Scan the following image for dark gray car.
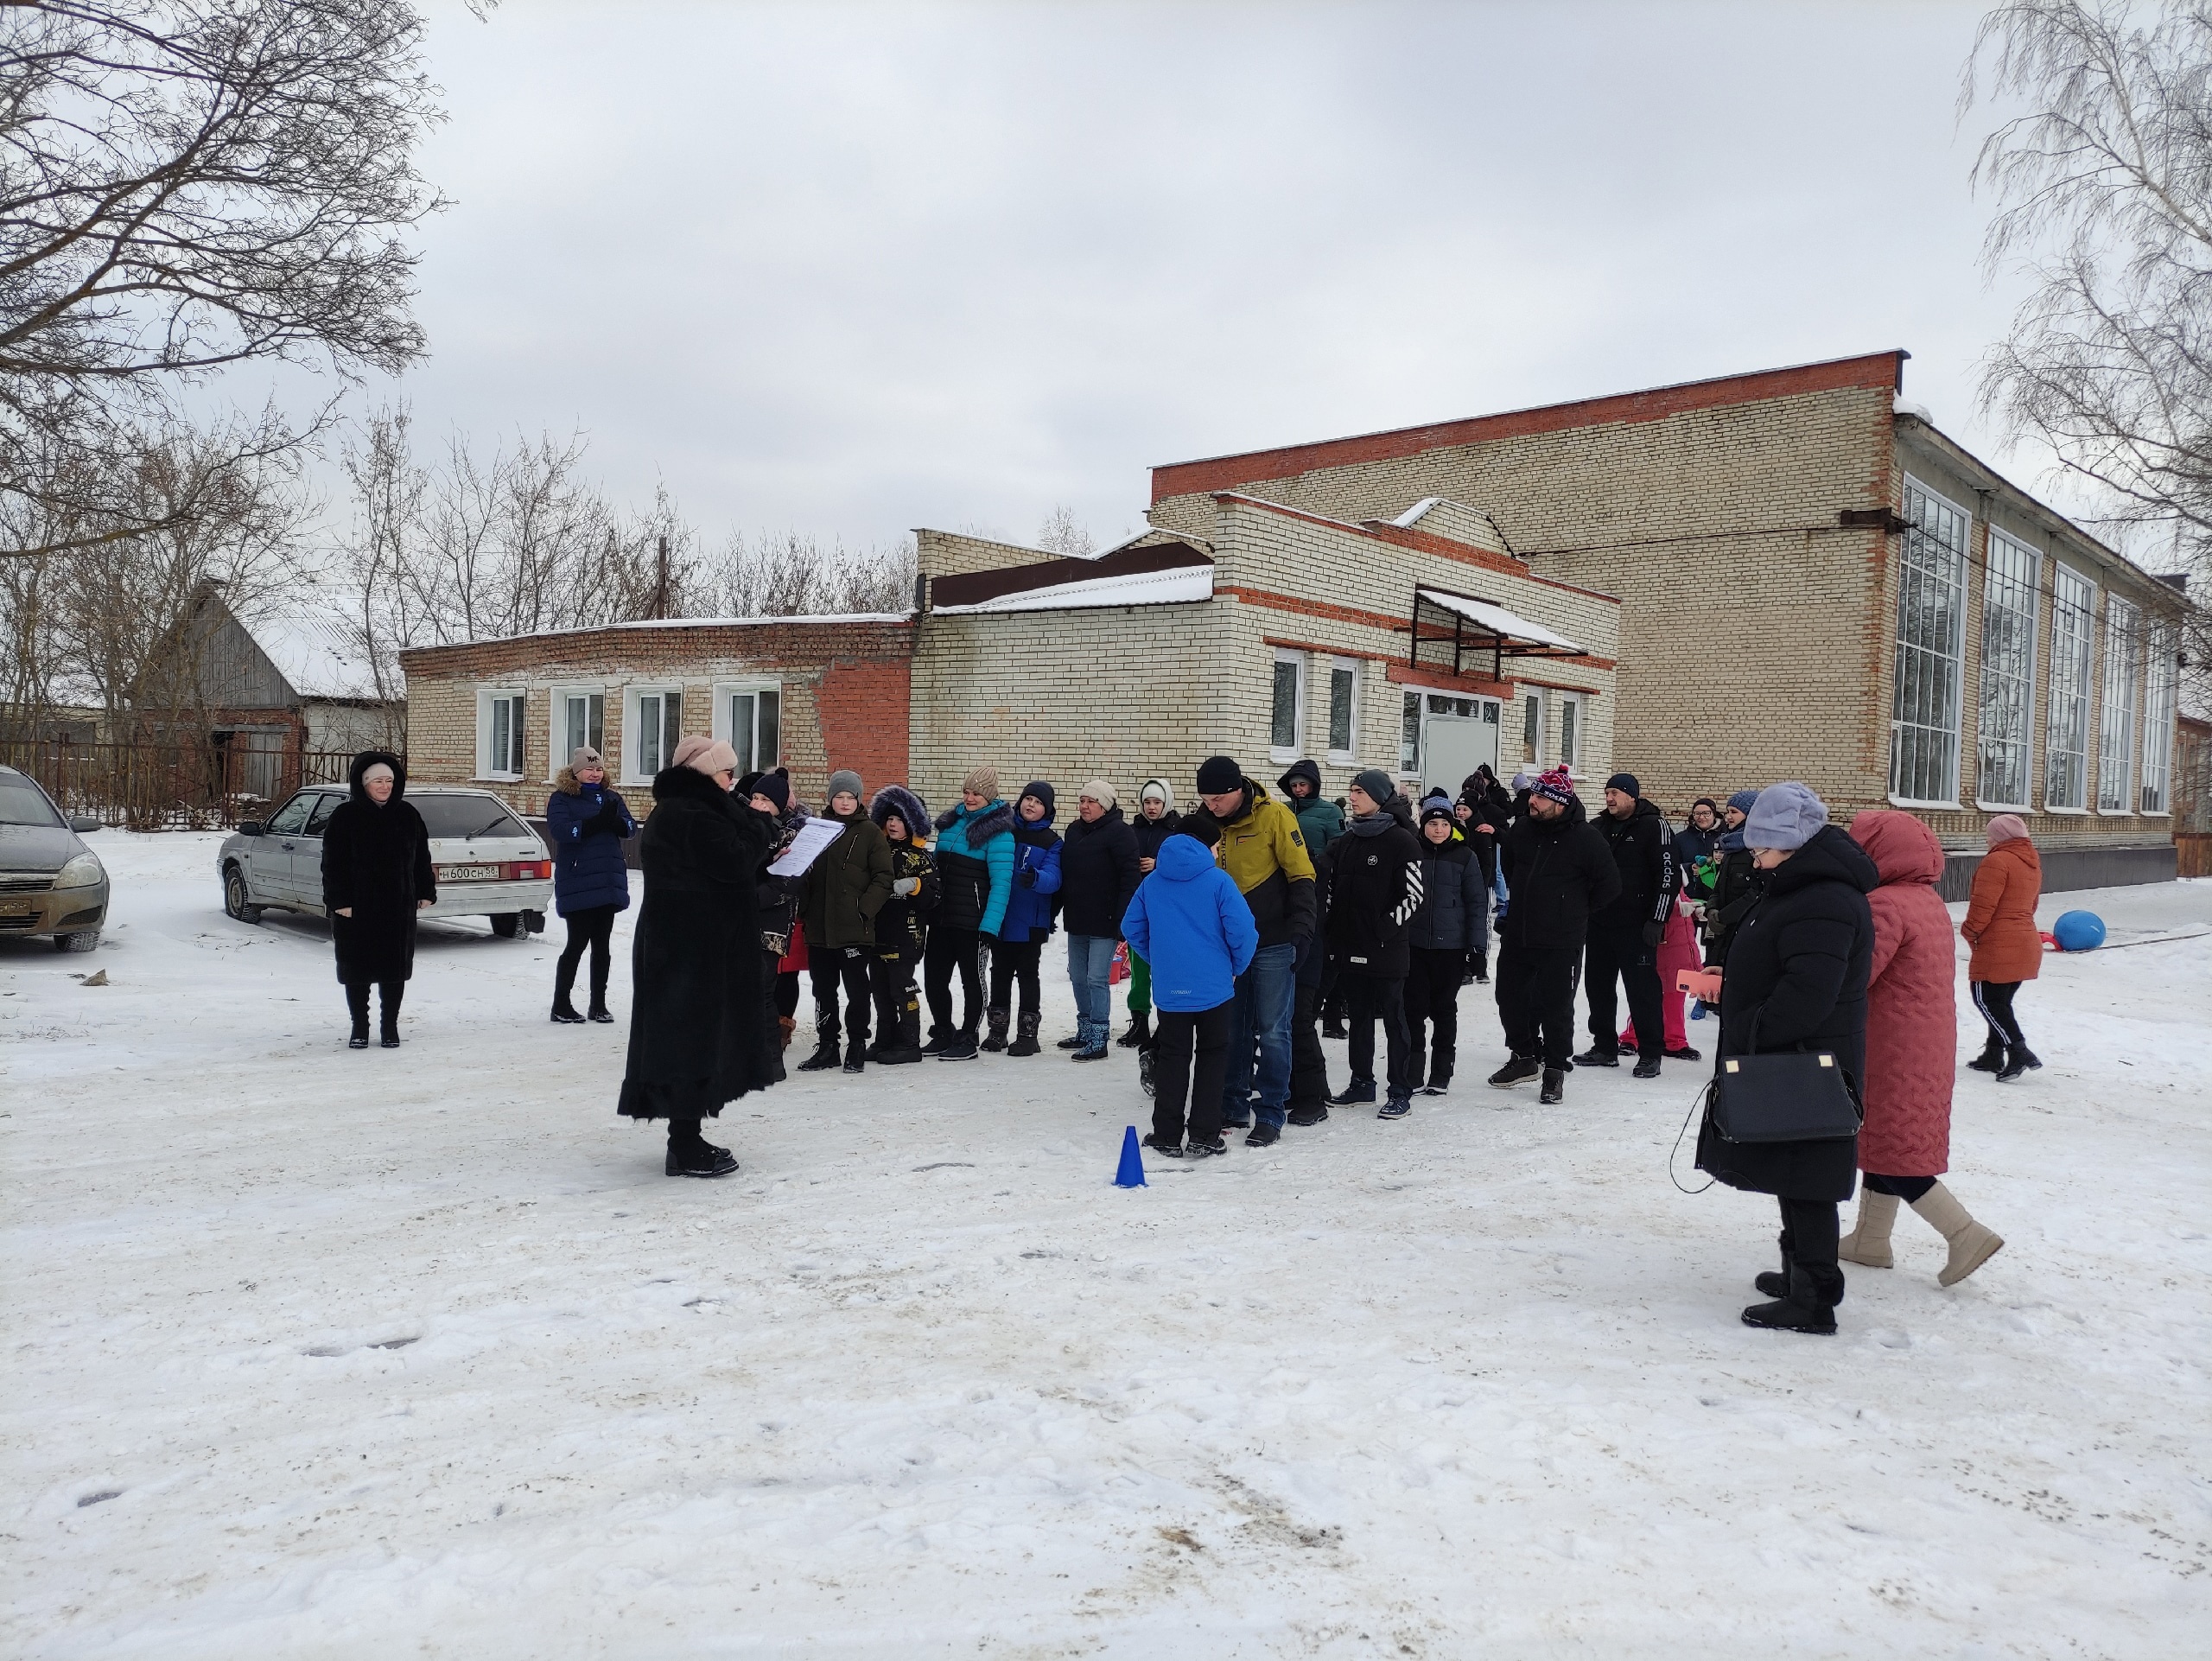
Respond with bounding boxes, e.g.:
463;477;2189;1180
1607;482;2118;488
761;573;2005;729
0;766;111;952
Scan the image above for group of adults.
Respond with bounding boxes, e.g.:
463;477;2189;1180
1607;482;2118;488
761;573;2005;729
315;738;2048;1336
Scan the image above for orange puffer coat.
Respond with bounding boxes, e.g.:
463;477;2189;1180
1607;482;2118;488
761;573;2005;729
1963;837;2043;983
1850;811;1955;1178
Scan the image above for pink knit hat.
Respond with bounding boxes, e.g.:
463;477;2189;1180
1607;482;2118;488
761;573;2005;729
1986;813;2030;849
671;734;738;776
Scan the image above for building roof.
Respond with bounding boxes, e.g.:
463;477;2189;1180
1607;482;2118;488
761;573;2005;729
930;562;1213;614
926;539;1213;614
235;608;386;703
1415;587;1585;654
1149;351;1910;502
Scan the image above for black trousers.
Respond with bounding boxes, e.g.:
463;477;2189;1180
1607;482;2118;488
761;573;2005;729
1496;942;1580;1069
988;938;1043;1020
1972;979;2025;1047
1865;1172;1936;1202
1404;945;1464;1087
1344;975;1415;1098
775;970;800;1019
344;980;404;1030
924;926;983;1035
809;945;873;1046
1288;978;1331;1108
1585;924;1664;1058
555;904;618;1009
872;941;921;1041
1777;1196;1845;1304
1152;1000;1232;1147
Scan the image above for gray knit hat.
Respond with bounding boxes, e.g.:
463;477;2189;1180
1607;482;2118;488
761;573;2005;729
1745;781;1828;851
827;768;863;802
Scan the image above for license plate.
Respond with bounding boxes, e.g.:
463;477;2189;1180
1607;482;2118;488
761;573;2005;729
440;863;499;881
0;901;34;917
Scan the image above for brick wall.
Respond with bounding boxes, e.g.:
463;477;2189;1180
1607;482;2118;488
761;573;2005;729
916;529;1055;582
398;620;914;817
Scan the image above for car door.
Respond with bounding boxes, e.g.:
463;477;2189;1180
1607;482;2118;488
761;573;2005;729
299;791;342;911
253;792;319;904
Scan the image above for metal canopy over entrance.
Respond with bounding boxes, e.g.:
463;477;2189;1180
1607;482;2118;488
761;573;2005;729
1409;585;1586;681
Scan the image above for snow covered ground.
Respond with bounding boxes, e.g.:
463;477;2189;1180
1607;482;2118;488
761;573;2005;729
4;831;2209;1658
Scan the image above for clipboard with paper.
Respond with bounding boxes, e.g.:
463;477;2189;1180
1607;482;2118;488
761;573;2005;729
767;816;845;877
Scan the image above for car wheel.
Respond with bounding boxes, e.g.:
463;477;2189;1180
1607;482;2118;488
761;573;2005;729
489;913;521;939
223;863;263;924
55;930;100;953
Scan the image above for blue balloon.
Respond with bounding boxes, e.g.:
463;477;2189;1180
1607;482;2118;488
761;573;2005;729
2051;910;2106;951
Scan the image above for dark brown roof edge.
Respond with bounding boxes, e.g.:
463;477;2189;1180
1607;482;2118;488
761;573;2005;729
928;541;1212;610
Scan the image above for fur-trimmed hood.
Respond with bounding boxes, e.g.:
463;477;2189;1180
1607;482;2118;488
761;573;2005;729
869;783;931;843
935;799;1017;850
553;766;600;795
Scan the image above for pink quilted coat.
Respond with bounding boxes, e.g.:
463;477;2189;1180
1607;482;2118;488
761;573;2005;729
1847;811;1954;1177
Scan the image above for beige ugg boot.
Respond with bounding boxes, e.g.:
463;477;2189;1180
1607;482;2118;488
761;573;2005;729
1838;1189;1899;1268
1910;1181;2005;1286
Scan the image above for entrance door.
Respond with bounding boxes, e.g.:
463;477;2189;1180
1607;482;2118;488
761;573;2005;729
1419;695;1500;798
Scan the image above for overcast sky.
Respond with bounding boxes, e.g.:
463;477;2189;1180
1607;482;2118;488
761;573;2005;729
327;0;2044;552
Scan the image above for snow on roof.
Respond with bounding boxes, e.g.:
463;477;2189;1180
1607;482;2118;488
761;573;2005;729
931;563;1214;615
1415;587;1585;653
238;609;385;702
1390;497;1446;528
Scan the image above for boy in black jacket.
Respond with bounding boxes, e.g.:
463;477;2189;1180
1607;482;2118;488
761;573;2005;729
1322;770;1425;1119
868;786;939;1065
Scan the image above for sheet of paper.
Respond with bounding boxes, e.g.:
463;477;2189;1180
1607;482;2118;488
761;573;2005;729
766;815;846;877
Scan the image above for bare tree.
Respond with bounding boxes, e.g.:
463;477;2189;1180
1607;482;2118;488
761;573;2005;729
711;531;915;617
1967;0;2212;694
1037;503;1095;557
0;0;447;557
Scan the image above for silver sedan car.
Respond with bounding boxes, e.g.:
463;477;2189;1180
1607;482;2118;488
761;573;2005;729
219;785;553;936
0;764;111;951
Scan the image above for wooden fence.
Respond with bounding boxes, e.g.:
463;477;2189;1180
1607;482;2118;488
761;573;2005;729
2;740;370;830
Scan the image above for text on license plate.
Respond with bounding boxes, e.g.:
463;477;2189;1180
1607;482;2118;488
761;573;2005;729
440;863;499;881
0;901;34;917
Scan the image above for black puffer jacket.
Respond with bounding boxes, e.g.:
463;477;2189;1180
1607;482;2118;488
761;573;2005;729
1592;796;1678;933
321;750;436;984
1058;806;1141;939
1704;837;1764;965
1496;797;1620;951
618;765;778;1121
1133;807;1182;865
1696;824;1878;1203
1324;797;1423;979
1409;832;1489;951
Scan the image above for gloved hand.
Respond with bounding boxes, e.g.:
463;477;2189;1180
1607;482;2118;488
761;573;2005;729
1642;919;1665;948
893;876;920;896
1015;869;1037;888
589;803;627;835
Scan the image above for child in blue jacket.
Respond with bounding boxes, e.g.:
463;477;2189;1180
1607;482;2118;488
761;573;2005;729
1122;819;1258;1157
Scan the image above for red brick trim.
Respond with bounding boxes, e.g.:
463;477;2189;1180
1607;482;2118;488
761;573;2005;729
1151;351;1908;501
1217;493;1623;604
1383;662;1516;699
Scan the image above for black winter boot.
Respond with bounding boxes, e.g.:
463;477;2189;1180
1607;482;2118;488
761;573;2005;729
1995;1044;2042;1082
346;983;371;1049
878;1001;925;1066
1756;1232;1795;1300
1741;1263;1840;1335
1967;1033;2005;1072
842;1037;867;1074
980;1007;1010;1053
378;981;404;1047
552;958;585;1023
1538;1067;1565;1104
797;1033;842;1072
1117;1010;1151;1049
1007;1009;1042;1058
1487;1054;1541;1088
938;1026;981;1061
588;960;613;1021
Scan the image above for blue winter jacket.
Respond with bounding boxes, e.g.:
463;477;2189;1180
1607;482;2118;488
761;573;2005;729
997;810;1064;942
1120;834;1259;1011
546;778;636;916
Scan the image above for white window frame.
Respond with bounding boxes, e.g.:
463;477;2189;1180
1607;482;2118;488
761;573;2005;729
476;686;527;781
2044;563;2095;812
1398;690;1421;780
1323;658;1360;764
1888;475;1970;808
1974;530;2039;811
623;684;684;784
2139;617;2177;815
549;685;607;780
1268;648;1306;763
1516;688;1546;773
711;679;785;778
2097;594;2140;813
1554;690;1586;777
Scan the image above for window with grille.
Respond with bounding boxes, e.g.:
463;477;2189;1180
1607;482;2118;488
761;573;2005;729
480;690;525;779
2140;620;2177;814
1889;478;1968;804
2045;565;2094;810
1269;650;1303;757
1976;531;2039;807
630;689;683;780
1326;660;1357;759
2098;595;2139;811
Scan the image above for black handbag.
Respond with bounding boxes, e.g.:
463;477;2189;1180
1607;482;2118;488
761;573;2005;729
1707;1013;1863;1144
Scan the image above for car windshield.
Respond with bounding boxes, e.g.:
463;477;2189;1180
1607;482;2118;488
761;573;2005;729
414;795;531;840
0;776;64;828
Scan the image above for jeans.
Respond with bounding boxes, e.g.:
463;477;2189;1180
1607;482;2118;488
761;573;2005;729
1152;999;1232;1147
1221;941;1297;1130
1067;933;1117;1036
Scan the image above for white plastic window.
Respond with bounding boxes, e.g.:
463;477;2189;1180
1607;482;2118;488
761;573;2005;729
2098;595;2139;811
479;689;525;780
1269;649;1304;760
2045;564;2094;810
1889;477;1968;805
1976;531;2038;809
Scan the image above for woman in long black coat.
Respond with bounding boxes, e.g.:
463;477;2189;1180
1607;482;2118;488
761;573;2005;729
322;749;436;1049
1696;782;1878;1335
616;737;778;1177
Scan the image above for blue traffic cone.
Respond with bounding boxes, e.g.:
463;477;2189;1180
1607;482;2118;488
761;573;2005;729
1114;1124;1147;1188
